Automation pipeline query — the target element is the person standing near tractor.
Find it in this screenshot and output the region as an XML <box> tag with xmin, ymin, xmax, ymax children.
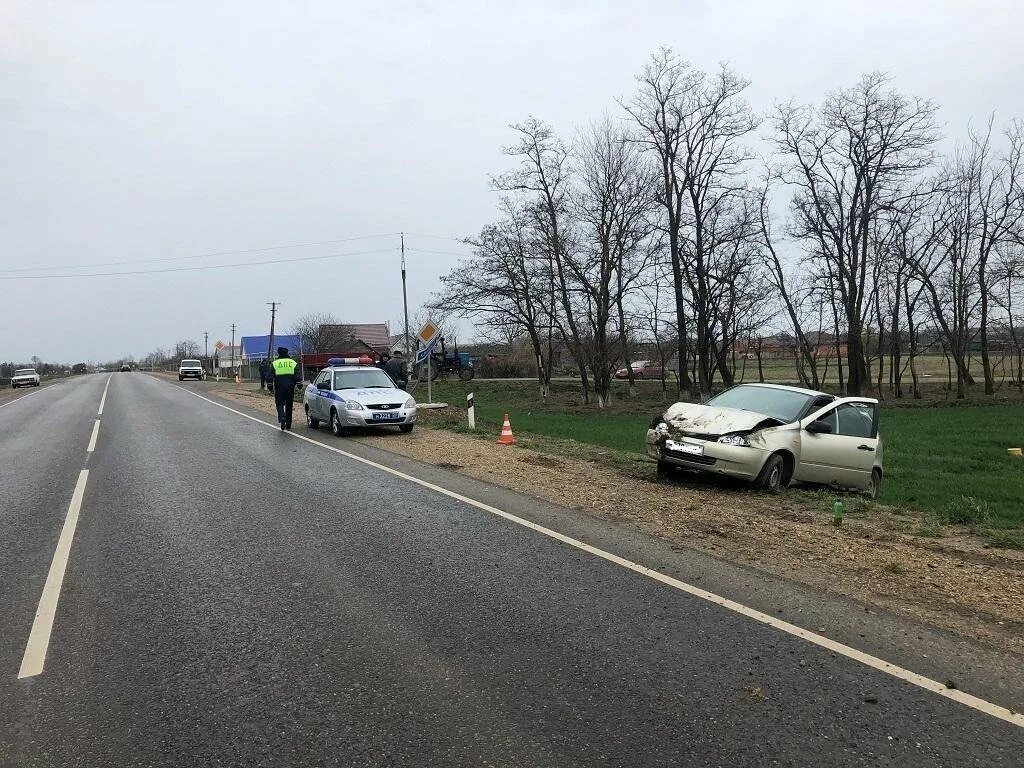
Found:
<box><xmin>384</xmin><ymin>349</ymin><xmax>408</xmax><ymax>389</ymax></box>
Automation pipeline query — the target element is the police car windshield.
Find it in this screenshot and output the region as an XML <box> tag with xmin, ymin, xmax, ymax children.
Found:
<box><xmin>333</xmin><ymin>368</ymin><xmax>394</xmax><ymax>390</ymax></box>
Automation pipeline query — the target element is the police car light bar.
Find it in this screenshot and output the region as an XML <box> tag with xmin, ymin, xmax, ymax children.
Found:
<box><xmin>326</xmin><ymin>356</ymin><xmax>375</xmax><ymax>366</ymax></box>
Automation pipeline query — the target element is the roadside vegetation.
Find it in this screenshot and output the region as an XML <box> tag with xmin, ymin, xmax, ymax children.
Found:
<box><xmin>409</xmin><ymin>377</ymin><xmax>1024</xmax><ymax>548</ymax></box>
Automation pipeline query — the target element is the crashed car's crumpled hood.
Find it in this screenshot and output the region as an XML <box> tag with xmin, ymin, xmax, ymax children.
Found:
<box><xmin>661</xmin><ymin>402</ymin><xmax>783</xmax><ymax>435</ymax></box>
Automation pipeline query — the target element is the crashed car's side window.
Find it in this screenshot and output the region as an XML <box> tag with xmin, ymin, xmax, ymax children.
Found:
<box><xmin>835</xmin><ymin>403</ymin><xmax>875</xmax><ymax>439</ymax></box>
<box><xmin>816</xmin><ymin>408</ymin><xmax>839</xmax><ymax>432</ymax></box>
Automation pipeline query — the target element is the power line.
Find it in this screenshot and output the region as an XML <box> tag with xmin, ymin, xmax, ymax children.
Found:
<box><xmin>0</xmin><ymin>233</ymin><xmax>400</xmax><ymax>274</ymax></box>
<box><xmin>0</xmin><ymin>247</ymin><xmax>397</xmax><ymax>281</ymax></box>
<box><xmin>399</xmin><ymin>231</ymin><xmax>468</xmax><ymax>243</ymax></box>
<box><xmin>405</xmin><ymin>247</ymin><xmax>474</xmax><ymax>258</ymax></box>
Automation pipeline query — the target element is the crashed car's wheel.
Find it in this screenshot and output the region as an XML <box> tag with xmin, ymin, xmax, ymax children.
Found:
<box><xmin>330</xmin><ymin>409</ymin><xmax>345</xmax><ymax>437</ymax></box>
<box><xmin>656</xmin><ymin>460</ymin><xmax>673</xmax><ymax>479</ymax></box>
<box><xmin>305</xmin><ymin>406</ymin><xmax>319</xmax><ymax>430</ymax></box>
<box><xmin>754</xmin><ymin>453</ymin><xmax>786</xmax><ymax>492</ymax></box>
<box><xmin>867</xmin><ymin>468</ymin><xmax>882</xmax><ymax>499</ymax></box>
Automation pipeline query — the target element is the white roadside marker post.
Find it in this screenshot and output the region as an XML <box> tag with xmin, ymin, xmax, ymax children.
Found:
<box><xmin>467</xmin><ymin>392</ymin><xmax>475</xmax><ymax>430</ymax></box>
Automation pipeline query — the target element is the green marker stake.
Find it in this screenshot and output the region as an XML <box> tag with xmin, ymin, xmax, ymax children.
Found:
<box><xmin>833</xmin><ymin>499</ymin><xmax>844</xmax><ymax>526</ymax></box>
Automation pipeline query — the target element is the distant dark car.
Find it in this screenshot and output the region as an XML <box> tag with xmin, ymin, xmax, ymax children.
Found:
<box><xmin>120</xmin><ymin>364</ymin><xmax>131</xmax><ymax>372</ymax></box>
<box><xmin>614</xmin><ymin>360</ymin><xmax>665</xmax><ymax>380</ymax></box>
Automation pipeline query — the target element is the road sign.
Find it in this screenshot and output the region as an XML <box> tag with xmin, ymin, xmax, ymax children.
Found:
<box><xmin>214</xmin><ymin>341</ymin><xmax>225</xmax><ymax>351</ymax></box>
<box><xmin>417</xmin><ymin>321</ymin><xmax>439</xmax><ymax>346</ymax></box>
<box><xmin>415</xmin><ymin>334</ymin><xmax>440</xmax><ymax>365</ymax></box>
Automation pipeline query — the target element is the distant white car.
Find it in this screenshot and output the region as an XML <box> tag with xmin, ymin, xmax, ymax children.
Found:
<box><xmin>11</xmin><ymin>368</ymin><xmax>41</xmax><ymax>388</ymax></box>
<box><xmin>178</xmin><ymin>359</ymin><xmax>204</xmax><ymax>381</ymax></box>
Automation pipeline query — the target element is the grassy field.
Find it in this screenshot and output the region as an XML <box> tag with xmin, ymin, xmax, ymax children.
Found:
<box><xmin>410</xmin><ymin>377</ymin><xmax>1024</xmax><ymax>545</ymax></box>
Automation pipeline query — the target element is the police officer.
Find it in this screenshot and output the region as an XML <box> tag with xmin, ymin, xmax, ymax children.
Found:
<box><xmin>271</xmin><ymin>346</ymin><xmax>300</xmax><ymax>430</ymax></box>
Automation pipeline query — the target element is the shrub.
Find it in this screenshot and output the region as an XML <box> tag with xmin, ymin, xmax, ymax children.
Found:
<box><xmin>941</xmin><ymin>496</ymin><xmax>992</xmax><ymax>526</ymax></box>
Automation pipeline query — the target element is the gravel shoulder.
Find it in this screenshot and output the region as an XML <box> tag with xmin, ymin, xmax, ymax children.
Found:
<box><xmin>207</xmin><ymin>380</ymin><xmax>1024</xmax><ymax>656</ymax></box>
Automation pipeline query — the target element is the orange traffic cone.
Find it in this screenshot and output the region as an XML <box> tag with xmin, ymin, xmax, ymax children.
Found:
<box><xmin>497</xmin><ymin>413</ymin><xmax>515</xmax><ymax>445</ymax></box>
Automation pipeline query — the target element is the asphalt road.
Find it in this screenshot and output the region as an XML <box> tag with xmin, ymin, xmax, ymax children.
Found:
<box><xmin>1</xmin><ymin>373</ymin><xmax>1021</xmax><ymax>767</ymax></box>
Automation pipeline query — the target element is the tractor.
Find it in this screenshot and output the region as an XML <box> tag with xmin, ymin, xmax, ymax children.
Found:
<box><xmin>413</xmin><ymin>337</ymin><xmax>475</xmax><ymax>381</ymax></box>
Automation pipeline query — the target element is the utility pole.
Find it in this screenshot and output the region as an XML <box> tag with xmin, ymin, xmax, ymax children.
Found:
<box><xmin>266</xmin><ymin>302</ymin><xmax>279</xmax><ymax>363</ymax></box>
<box><xmin>204</xmin><ymin>331</ymin><xmax>209</xmax><ymax>371</ymax></box>
<box><xmin>401</xmin><ymin>232</ymin><xmax>410</xmax><ymax>364</ymax></box>
<box><xmin>230</xmin><ymin>323</ymin><xmax>236</xmax><ymax>374</ymax></box>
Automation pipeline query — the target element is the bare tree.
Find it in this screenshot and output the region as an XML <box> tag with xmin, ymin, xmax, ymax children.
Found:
<box><xmin>963</xmin><ymin>118</ymin><xmax>1024</xmax><ymax>393</ymax></box>
<box><xmin>758</xmin><ymin>175</ymin><xmax>821</xmax><ymax>388</ymax></box>
<box><xmin>291</xmin><ymin>312</ymin><xmax>343</xmax><ymax>353</ymax></box>
<box><xmin>568</xmin><ymin>118</ymin><xmax>658</xmax><ymax>406</ymax></box>
<box><xmin>774</xmin><ymin>73</ymin><xmax>940</xmax><ymax>395</ymax></box>
<box><xmin>622</xmin><ymin>48</ymin><xmax>696</xmax><ymax>395</ymax></box>
<box><xmin>431</xmin><ymin>203</ymin><xmax>557</xmax><ymax>395</ymax></box>
<box><xmin>494</xmin><ymin>118</ymin><xmax>592</xmax><ymax>401</ymax></box>
<box><xmin>174</xmin><ymin>340</ymin><xmax>201</xmax><ymax>361</ymax></box>
<box><xmin>992</xmin><ymin>245</ymin><xmax>1024</xmax><ymax>390</ymax></box>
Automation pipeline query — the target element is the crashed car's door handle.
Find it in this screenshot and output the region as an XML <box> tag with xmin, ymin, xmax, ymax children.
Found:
<box><xmin>857</xmin><ymin>444</ymin><xmax>875</xmax><ymax>452</ymax></box>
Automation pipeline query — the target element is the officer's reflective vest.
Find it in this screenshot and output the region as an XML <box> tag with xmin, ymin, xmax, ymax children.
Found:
<box><xmin>272</xmin><ymin>358</ymin><xmax>297</xmax><ymax>377</ymax></box>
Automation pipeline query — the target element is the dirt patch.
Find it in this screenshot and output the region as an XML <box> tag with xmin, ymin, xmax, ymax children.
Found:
<box><xmin>214</xmin><ymin>385</ymin><xmax>1024</xmax><ymax>655</ymax></box>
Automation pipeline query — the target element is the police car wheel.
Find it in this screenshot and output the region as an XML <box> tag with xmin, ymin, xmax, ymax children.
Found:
<box><xmin>305</xmin><ymin>407</ymin><xmax>319</xmax><ymax>429</ymax></box>
<box><xmin>330</xmin><ymin>410</ymin><xmax>344</xmax><ymax>436</ymax></box>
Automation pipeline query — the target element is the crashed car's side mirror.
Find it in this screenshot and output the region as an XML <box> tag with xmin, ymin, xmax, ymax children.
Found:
<box><xmin>805</xmin><ymin>419</ymin><xmax>833</xmax><ymax>435</ymax></box>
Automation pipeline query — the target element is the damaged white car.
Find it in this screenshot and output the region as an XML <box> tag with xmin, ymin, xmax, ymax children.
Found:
<box><xmin>646</xmin><ymin>383</ymin><xmax>883</xmax><ymax>497</ymax></box>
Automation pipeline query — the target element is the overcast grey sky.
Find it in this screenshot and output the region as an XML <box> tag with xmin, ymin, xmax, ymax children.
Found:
<box><xmin>2</xmin><ymin>0</ymin><xmax>1020</xmax><ymax>362</ymax></box>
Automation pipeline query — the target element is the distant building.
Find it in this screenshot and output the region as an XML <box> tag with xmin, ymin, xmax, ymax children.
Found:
<box><xmin>320</xmin><ymin>323</ymin><xmax>392</xmax><ymax>356</ymax></box>
<box><xmin>239</xmin><ymin>334</ymin><xmax>305</xmax><ymax>362</ymax></box>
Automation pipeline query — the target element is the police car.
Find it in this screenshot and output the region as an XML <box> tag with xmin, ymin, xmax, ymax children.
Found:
<box><xmin>303</xmin><ymin>357</ymin><xmax>417</xmax><ymax>436</ymax></box>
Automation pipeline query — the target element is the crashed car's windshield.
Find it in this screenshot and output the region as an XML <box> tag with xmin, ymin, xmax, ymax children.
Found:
<box><xmin>705</xmin><ymin>385</ymin><xmax>813</xmax><ymax>423</ymax></box>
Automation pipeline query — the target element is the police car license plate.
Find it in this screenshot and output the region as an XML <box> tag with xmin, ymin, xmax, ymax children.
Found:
<box><xmin>372</xmin><ymin>412</ymin><xmax>402</xmax><ymax>421</ymax></box>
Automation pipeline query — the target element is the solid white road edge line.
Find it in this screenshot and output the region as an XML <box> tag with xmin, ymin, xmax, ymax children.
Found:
<box><xmin>86</xmin><ymin>420</ymin><xmax>101</xmax><ymax>453</ymax></box>
<box><xmin>0</xmin><ymin>388</ymin><xmax>44</xmax><ymax>410</ymax></box>
<box><xmin>97</xmin><ymin>375</ymin><xmax>111</xmax><ymax>415</ymax></box>
<box><xmin>18</xmin><ymin>469</ymin><xmax>90</xmax><ymax>679</ymax></box>
<box><xmin>174</xmin><ymin>383</ymin><xmax>1024</xmax><ymax>729</ymax></box>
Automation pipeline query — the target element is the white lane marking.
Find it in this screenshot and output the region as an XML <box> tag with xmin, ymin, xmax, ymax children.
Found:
<box><xmin>0</xmin><ymin>388</ymin><xmax>44</xmax><ymax>410</ymax></box>
<box><xmin>97</xmin><ymin>376</ymin><xmax>111</xmax><ymax>415</ymax></box>
<box><xmin>172</xmin><ymin>383</ymin><xmax>1024</xmax><ymax>729</ymax></box>
<box><xmin>86</xmin><ymin>420</ymin><xmax>100</xmax><ymax>452</ymax></box>
<box><xmin>18</xmin><ymin>469</ymin><xmax>90</xmax><ymax>678</ymax></box>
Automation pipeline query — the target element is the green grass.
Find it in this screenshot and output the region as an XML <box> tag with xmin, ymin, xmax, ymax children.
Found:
<box><xmin>413</xmin><ymin>377</ymin><xmax>1024</xmax><ymax>543</ymax></box>
<box><xmin>878</xmin><ymin>406</ymin><xmax>1024</xmax><ymax>529</ymax></box>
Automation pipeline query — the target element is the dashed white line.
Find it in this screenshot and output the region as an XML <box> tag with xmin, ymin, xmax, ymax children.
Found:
<box><xmin>97</xmin><ymin>375</ymin><xmax>111</xmax><ymax>415</ymax></box>
<box><xmin>86</xmin><ymin>420</ymin><xmax>101</xmax><ymax>453</ymax></box>
<box><xmin>18</xmin><ymin>469</ymin><xmax>90</xmax><ymax>679</ymax></box>
<box><xmin>172</xmin><ymin>382</ymin><xmax>1024</xmax><ymax>730</ymax></box>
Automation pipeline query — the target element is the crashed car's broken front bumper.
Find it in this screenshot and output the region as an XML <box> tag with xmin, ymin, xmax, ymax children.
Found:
<box><xmin>646</xmin><ymin>428</ymin><xmax>769</xmax><ymax>481</ymax></box>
